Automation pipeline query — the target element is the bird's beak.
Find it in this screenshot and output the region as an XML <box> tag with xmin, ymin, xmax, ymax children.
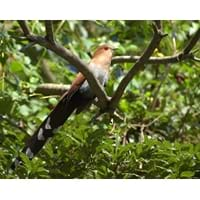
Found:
<box><xmin>112</xmin><ymin>46</ymin><xmax>118</xmax><ymax>50</ymax></box>
<box><xmin>106</xmin><ymin>44</ymin><xmax>118</xmax><ymax>51</ymax></box>
<box><xmin>111</xmin><ymin>46</ymin><xmax>118</xmax><ymax>51</ymax></box>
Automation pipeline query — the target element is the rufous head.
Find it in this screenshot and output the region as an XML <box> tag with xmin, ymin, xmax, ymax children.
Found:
<box><xmin>92</xmin><ymin>44</ymin><xmax>114</xmax><ymax>59</ymax></box>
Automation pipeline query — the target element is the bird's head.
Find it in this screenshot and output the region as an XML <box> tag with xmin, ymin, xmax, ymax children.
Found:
<box><xmin>93</xmin><ymin>44</ymin><xmax>115</xmax><ymax>58</ymax></box>
<box><xmin>92</xmin><ymin>44</ymin><xmax>115</xmax><ymax>65</ymax></box>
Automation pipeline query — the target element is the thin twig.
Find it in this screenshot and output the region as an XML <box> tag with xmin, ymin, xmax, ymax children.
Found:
<box><xmin>150</xmin><ymin>64</ymin><xmax>170</xmax><ymax>111</ymax></box>
<box><xmin>193</xmin><ymin>56</ymin><xmax>200</xmax><ymax>62</ymax></box>
<box><xmin>145</xmin><ymin>114</ymin><xmax>164</xmax><ymax>127</ymax></box>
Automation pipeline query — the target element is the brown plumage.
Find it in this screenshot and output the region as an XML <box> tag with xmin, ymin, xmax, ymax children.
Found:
<box><xmin>11</xmin><ymin>44</ymin><xmax>114</xmax><ymax>169</ymax></box>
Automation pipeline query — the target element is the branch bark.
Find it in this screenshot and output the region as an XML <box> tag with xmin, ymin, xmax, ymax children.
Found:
<box><xmin>193</xmin><ymin>56</ymin><xmax>200</xmax><ymax>62</ymax></box>
<box><xmin>18</xmin><ymin>21</ymin><xmax>109</xmax><ymax>110</ymax></box>
<box><xmin>112</xmin><ymin>53</ymin><xmax>194</xmax><ymax>65</ymax></box>
<box><xmin>45</xmin><ymin>21</ymin><xmax>55</xmax><ymax>43</ymax></box>
<box><xmin>35</xmin><ymin>83</ymin><xmax>70</xmax><ymax>95</ymax></box>
<box><xmin>109</xmin><ymin>21</ymin><xmax>167</xmax><ymax>110</ymax></box>
<box><xmin>183</xmin><ymin>27</ymin><xmax>200</xmax><ymax>54</ymax></box>
<box><xmin>18</xmin><ymin>20</ymin><xmax>31</xmax><ymax>36</ymax></box>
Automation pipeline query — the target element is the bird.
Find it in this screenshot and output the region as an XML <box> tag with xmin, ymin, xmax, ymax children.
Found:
<box><xmin>11</xmin><ymin>44</ymin><xmax>114</xmax><ymax>169</ymax></box>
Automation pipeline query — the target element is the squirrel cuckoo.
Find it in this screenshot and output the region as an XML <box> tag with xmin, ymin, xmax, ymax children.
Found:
<box><xmin>11</xmin><ymin>44</ymin><xmax>114</xmax><ymax>169</ymax></box>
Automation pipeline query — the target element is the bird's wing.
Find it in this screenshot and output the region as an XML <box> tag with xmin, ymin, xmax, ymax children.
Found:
<box><xmin>62</xmin><ymin>72</ymin><xmax>86</xmax><ymax>101</ymax></box>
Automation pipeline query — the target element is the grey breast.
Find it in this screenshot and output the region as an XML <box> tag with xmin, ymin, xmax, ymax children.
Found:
<box><xmin>79</xmin><ymin>66</ymin><xmax>108</xmax><ymax>99</ymax></box>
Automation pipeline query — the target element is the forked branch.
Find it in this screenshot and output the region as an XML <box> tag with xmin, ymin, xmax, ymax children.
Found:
<box><xmin>18</xmin><ymin>20</ymin><xmax>109</xmax><ymax>110</ymax></box>
<box><xmin>109</xmin><ymin>21</ymin><xmax>167</xmax><ymax>110</ymax></box>
<box><xmin>18</xmin><ymin>21</ymin><xmax>200</xmax><ymax>113</ymax></box>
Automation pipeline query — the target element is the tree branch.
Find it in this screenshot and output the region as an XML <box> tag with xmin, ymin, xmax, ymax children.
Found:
<box><xmin>193</xmin><ymin>56</ymin><xmax>200</xmax><ymax>62</ymax></box>
<box><xmin>45</xmin><ymin>21</ymin><xmax>55</xmax><ymax>43</ymax></box>
<box><xmin>18</xmin><ymin>20</ymin><xmax>31</xmax><ymax>36</ymax></box>
<box><xmin>112</xmin><ymin>27</ymin><xmax>200</xmax><ymax>65</ymax></box>
<box><xmin>35</xmin><ymin>83</ymin><xmax>70</xmax><ymax>95</ymax></box>
<box><xmin>111</xmin><ymin>53</ymin><xmax>194</xmax><ymax>65</ymax></box>
<box><xmin>18</xmin><ymin>21</ymin><xmax>109</xmax><ymax>110</ymax></box>
<box><xmin>183</xmin><ymin>27</ymin><xmax>200</xmax><ymax>54</ymax></box>
<box><xmin>109</xmin><ymin>21</ymin><xmax>167</xmax><ymax>110</ymax></box>
<box><xmin>18</xmin><ymin>21</ymin><xmax>199</xmax><ymax>114</ymax></box>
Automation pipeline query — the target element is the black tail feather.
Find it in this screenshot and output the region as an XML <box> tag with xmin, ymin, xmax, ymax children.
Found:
<box><xmin>11</xmin><ymin>90</ymin><xmax>92</xmax><ymax>170</ymax></box>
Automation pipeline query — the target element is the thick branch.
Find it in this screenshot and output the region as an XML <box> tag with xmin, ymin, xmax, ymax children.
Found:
<box><xmin>183</xmin><ymin>28</ymin><xmax>200</xmax><ymax>54</ymax></box>
<box><xmin>45</xmin><ymin>21</ymin><xmax>55</xmax><ymax>43</ymax></box>
<box><xmin>109</xmin><ymin>22</ymin><xmax>166</xmax><ymax>110</ymax></box>
<box><xmin>18</xmin><ymin>21</ymin><xmax>109</xmax><ymax>110</ymax></box>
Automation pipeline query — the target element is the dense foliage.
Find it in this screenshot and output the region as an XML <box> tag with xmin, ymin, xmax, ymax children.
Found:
<box><xmin>0</xmin><ymin>20</ymin><xmax>200</xmax><ymax>178</ymax></box>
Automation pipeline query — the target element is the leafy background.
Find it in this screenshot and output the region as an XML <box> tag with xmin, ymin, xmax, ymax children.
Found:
<box><xmin>0</xmin><ymin>20</ymin><xmax>200</xmax><ymax>178</ymax></box>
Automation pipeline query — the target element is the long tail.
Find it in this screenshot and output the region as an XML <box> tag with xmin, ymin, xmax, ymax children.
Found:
<box><xmin>11</xmin><ymin>90</ymin><xmax>90</xmax><ymax>169</ymax></box>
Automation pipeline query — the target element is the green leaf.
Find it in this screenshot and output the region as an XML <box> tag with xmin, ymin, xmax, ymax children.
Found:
<box><xmin>10</xmin><ymin>60</ymin><xmax>24</xmax><ymax>72</ymax></box>
<box><xmin>180</xmin><ymin>171</ymin><xmax>195</xmax><ymax>178</ymax></box>
<box><xmin>48</xmin><ymin>97</ymin><xmax>58</xmax><ymax>106</ymax></box>
<box><xmin>19</xmin><ymin>105</ymin><xmax>31</xmax><ymax>116</ymax></box>
<box><xmin>0</xmin><ymin>93</ymin><xmax>13</xmax><ymax>114</ymax></box>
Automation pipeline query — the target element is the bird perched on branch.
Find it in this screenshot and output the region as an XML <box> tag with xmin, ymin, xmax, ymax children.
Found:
<box><xmin>11</xmin><ymin>44</ymin><xmax>114</xmax><ymax>169</ymax></box>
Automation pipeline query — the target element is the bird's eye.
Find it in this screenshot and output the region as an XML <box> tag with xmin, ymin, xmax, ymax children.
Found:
<box><xmin>104</xmin><ymin>47</ymin><xmax>109</xmax><ymax>50</ymax></box>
